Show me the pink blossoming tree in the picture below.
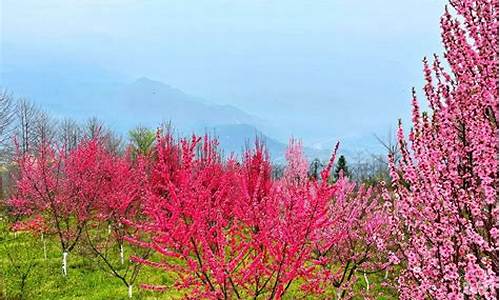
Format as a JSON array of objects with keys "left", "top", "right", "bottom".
[
  {"left": 127, "top": 135, "right": 345, "bottom": 299},
  {"left": 309, "top": 177, "right": 396, "bottom": 299},
  {"left": 389, "top": 0, "right": 499, "bottom": 298},
  {"left": 9, "top": 138, "right": 119, "bottom": 276}
]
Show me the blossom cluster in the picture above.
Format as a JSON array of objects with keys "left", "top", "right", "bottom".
[{"left": 390, "top": 0, "right": 499, "bottom": 298}]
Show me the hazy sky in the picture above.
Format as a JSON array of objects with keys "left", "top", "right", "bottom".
[{"left": 1, "top": 0, "right": 446, "bottom": 147}]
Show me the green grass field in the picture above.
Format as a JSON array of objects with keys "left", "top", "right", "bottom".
[{"left": 0, "top": 220, "right": 398, "bottom": 299}]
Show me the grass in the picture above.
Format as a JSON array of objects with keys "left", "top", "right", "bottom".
[
  {"left": 0, "top": 218, "right": 173, "bottom": 300},
  {"left": 0, "top": 220, "right": 398, "bottom": 299}
]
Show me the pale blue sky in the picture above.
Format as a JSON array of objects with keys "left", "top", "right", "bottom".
[{"left": 1, "top": 0, "right": 446, "bottom": 148}]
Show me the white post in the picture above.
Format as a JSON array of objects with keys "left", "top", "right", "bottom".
[
  {"left": 384, "top": 269, "right": 389, "bottom": 280},
  {"left": 364, "top": 272, "right": 370, "bottom": 291},
  {"left": 108, "top": 224, "right": 112, "bottom": 234},
  {"left": 62, "top": 252, "right": 68, "bottom": 276},
  {"left": 120, "top": 245, "right": 124, "bottom": 265},
  {"left": 128, "top": 285, "right": 133, "bottom": 298},
  {"left": 42, "top": 233, "right": 47, "bottom": 259}
]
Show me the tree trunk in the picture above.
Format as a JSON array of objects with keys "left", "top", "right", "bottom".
[
  {"left": 62, "top": 252, "right": 68, "bottom": 276},
  {"left": 42, "top": 233, "right": 47, "bottom": 259},
  {"left": 120, "top": 245, "right": 124, "bottom": 265},
  {"left": 128, "top": 285, "right": 133, "bottom": 298}
]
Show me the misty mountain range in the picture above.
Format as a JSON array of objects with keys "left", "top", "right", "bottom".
[
  {"left": 114, "top": 77, "right": 293, "bottom": 159},
  {"left": 2, "top": 68, "right": 386, "bottom": 160},
  {"left": 114, "top": 77, "right": 339, "bottom": 160}
]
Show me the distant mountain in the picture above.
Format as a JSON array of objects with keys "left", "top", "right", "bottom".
[
  {"left": 310, "top": 134, "right": 389, "bottom": 159},
  {"left": 2, "top": 69, "right": 335, "bottom": 161},
  {"left": 108, "top": 78, "right": 304, "bottom": 159},
  {"left": 112, "top": 77, "right": 263, "bottom": 132},
  {"left": 204, "top": 124, "right": 286, "bottom": 159},
  {"left": 202, "top": 124, "right": 333, "bottom": 162}
]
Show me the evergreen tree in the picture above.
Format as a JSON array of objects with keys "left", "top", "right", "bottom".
[
  {"left": 308, "top": 158, "right": 323, "bottom": 180},
  {"left": 334, "top": 155, "right": 349, "bottom": 180}
]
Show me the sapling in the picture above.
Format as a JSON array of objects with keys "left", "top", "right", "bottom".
[
  {"left": 9, "top": 139, "right": 109, "bottom": 276},
  {"left": 83, "top": 152, "right": 151, "bottom": 298}
]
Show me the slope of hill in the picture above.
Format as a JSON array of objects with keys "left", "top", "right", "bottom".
[
  {"left": 113, "top": 77, "right": 263, "bottom": 132},
  {"left": 204, "top": 124, "right": 286, "bottom": 159},
  {"left": 201, "top": 124, "right": 332, "bottom": 162}
]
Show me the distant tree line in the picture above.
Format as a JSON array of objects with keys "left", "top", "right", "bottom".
[{"left": 0, "top": 91, "right": 161, "bottom": 202}]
